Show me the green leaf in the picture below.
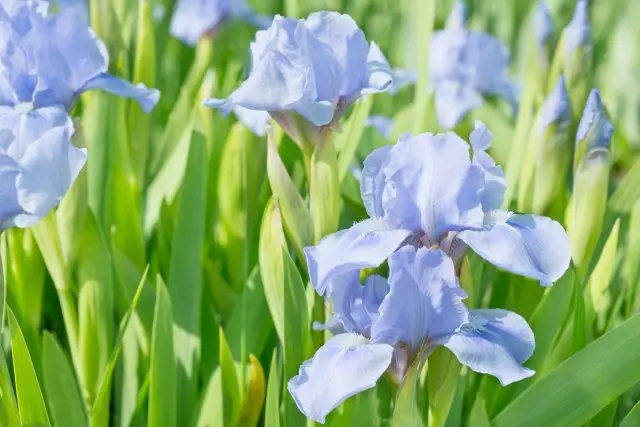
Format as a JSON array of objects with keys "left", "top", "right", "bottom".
[
  {"left": 130, "top": 0, "right": 156, "bottom": 187},
  {"left": 220, "top": 328, "right": 241, "bottom": 426},
  {"left": 265, "top": 349, "right": 281, "bottom": 427},
  {"left": 259, "top": 198, "right": 287, "bottom": 345},
  {"left": 492, "top": 313, "right": 640, "bottom": 427},
  {"left": 42, "top": 333, "right": 87, "bottom": 427},
  {"left": 7, "top": 308, "right": 51, "bottom": 427},
  {"left": 167, "top": 130, "right": 207, "bottom": 423},
  {"left": 620, "top": 399, "right": 640, "bottom": 427},
  {"left": 610, "top": 157, "right": 640, "bottom": 212},
  {"left": 588, "top": 220, "right": 620, "bottom": 329},
  {"left": 236, "top": 355, "right": 266, "bottom": 427},
  {"left": 428, "top": 348, "right": 461, "bottom": 427},
  {"left": 266, "top": 133, "right": 313, "bottom": 262},
  {"left": 148, "top": 277, "right": 176, "bottom": 427},
  {"left": 0, "top": 236, "right": 6, "bottom": 334},
  {"left": 391, "top": 359, "right": 424, "bottom": 427},
  {"left": 0, "top": 341, "right": 19, "bottom": 427},
  {"left": 283, "top": 248, "right": 310, "bottom": 427},
  {"left": 571, "top": 272, "right": 587, "bottom": 355},
  {"left": 336, "top": 95, "right": 373, "bottom": 181},
  {"left": 91, "top": 267, "right": 148, "bottom": 421},
  {"left": 310, "top": 138, "right": 341, "bottom": 242},
  {"left": 468, "top": 397, "right": 490, "bottom": 427}
]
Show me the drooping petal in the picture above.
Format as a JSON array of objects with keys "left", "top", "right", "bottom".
[
  {"left": 365, "top": 42, "right": 393, "bottom": 92},
  {"left": 360, "top": 145, "right": 391, "bottom": 218},
  {"left": 14, "top": 118, "right": 86, "bottom": 227},
  {"left": 78, "top": 73, "right": 160, "bottom": 113},
  {"left": 305, "top": 218, "right": 411, "bottom": 297},
  {"left": 371, "top": 246, "right": 468, "bottom": 352},
  {"left": 469, "top": 122, "right": 506, "bottom": 211},
  {"left": 457, "top": 212, "right": 571, "bottom": 286},
  {"left": 0, "top": 154, "right": 21, "bottom": 230},
  {"left": 439, "top": 309, "right": 535, "bottom": 386},
  {"left": 434, "top": 82, "right": 484, "bottom": 130},
  {"left": 288, "top": 333, "right": 394, "bottom": 424},
  {"left": 232, "top": 106, "right": 270, "bottom": 136},
  {"left": 381, "top": 132, "right": 485, "bottom": 240}
]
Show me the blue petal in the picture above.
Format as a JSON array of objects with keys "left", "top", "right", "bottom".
[
  {"left": 434, "top": 82, "right": 484, "bottom": 129},
  {"left": 170, "top": 0, "right": 229, "bottom": 46},
  {"left": 365, "top": 115, "right": 393, "bottom": 140},
  {"left": 79, "top": 73, "right": 160, "bottom": 113},
  {"left": 576, "top": 89, "right": 613, "bottom": 150},
  {"left": 563, "top": 0, "right": 591, "bottom": 57},
  {"left": 305, "top": 218, "right": 411, "bottom": 297},
  {"left": 14, "top": 118, "right": 85, "bottom": 226},
  {"left": 318, "top": 274, "right": 390, "bottom": 335},
  {"left": 469, "top": 122, "right": 506, "bottom": 211},
  {"left": 232, "top": 106, "right": 270, "bottom": 136},
  {"left": 439, "top": 309, "right": 535, "bottom": 386},
  {"left": 457, "top": 212, "right": 571, "bottom": 286},
  {"left": 0, "top": 152, "right": 21, "bottom": 230},
  {"left": 288, "top": 333, "right": 394, "bottom": 424},
  {"left": 389, "top": 68, "right": 417, "bottom": 94},
  {"left": 0, "top": 104, "right": 69, "bottom": 146},
  {"left": 365, "top": 42, "right": 393, "bottom": 92},
  {"left": 381, "top": 132, "right": 485, "bottom": 241},
  {"left": 360, "top": 145, "right": 391, "bottom": 218},
  {"left": 534, "top": 1, "right": 553, "bottom": 46},
  {"left": 540, "top": 77, "right": 571, "bottom": 130},
  {"left": 371, "top": 246, "right": 468, "bottom": 352}
]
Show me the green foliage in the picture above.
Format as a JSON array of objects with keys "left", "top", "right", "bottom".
[{"left": 4, "top": 1, "right": 640, "bottom": 426}]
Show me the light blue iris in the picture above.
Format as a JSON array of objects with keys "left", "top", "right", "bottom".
[
  {"left": 305, "top": 122, "right": 570, "bottom": 304},
  {"left": 170, "top": 0, "right": 272, "bottom": 46},
  {"left": 288, "top": 245, "right": 535, "bottom": 423},
  {"left": 204, "top": 12, "right": 394, "bottom": 146},
  {"left": 394, "top": 1, "right": 519, "bottom": 129},
  {"left": 0, "top": 0, "right": 158, "bottom": 229}
]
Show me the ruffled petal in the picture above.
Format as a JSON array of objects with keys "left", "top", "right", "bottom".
[
  {"left": 305, "top": 218, "right": 411, "bottom": 297},
  {"left": 371, "top": 246, "right": 468, "bottom": 352},
  {"left": 287, "top": 333, "right": 394, "bottom": 423},
  {"left": 78, "top": 73, "right": 159, "bottom": 112},
  {"left": 360, "top": 145, "right": 391, "bottom": 218},
  {"left": 469, "top": 122, "right": 506, "bottom": 211},
  {"left": 440, "top": 309, "right": 535, "bottom": 386},
  {"left": 457, "top": 212, "right": 571, "bottom": 286},
  {"left": 381, "top": 132, "right": 485, "bottom": 239}
]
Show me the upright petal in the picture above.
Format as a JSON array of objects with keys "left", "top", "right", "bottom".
[
  {"left": 371, "top": 246, "right": 468, "bottom": 352},
  {"left": 469, "top": 122, "right": 506, "bottom": 211},
  {"left": 439, "top": 309, "right": 535, "bottom": 386},
  {"left": 381, "top": 132, "right": 485, "bottom": 240},
  {"left": 305, "top": 218, "right": 411, "bottom": 297},
  {"left": 360, "top": 145, "right": 391, "bottom": 218},
  {"left": 78, "top": 73, "right": 160, "bottom": 113},
  {"left": 365, "top": 42, "right": 393, "bottom": 92},
  {"left": 457, "top": 212, "right": 570, "bottom": 286},
  {"left": 288, "top": 333, "right": 394, "bottom": 424}
]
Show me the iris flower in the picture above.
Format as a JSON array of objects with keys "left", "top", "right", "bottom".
[
  {"left": 0, "top": 118, "right": 85, "bottom": 229},
  {"left": 394, "top": 1, "right": 519, "bottom": 129},
  {"left": 288, "top": 245, "right": 535, "bottom": 423},
  {"left": 205, "top": 12, "right": 394, "bottom": 148},
  {"left": 171, "top": 0, "right": 271, "bottom": 46},
  {"left": 0, "top": 0, "right": 159, "bottom": 143},
  {"left": 306, "top": 122, "right": 570, "bottom": 305}
]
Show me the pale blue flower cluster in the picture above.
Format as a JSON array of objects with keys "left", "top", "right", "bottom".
[
  {"left": 0, "top": 0, "right": 159, "bottom": 229},
  {"left": 171, "top": 0, "right": 272, "bottom": 46},
  {"left": 288, "top": 122, "right": 571, "bottom": 423},
  {"left": 205, "top": 11, "right": 394, "bottom": 147}
]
